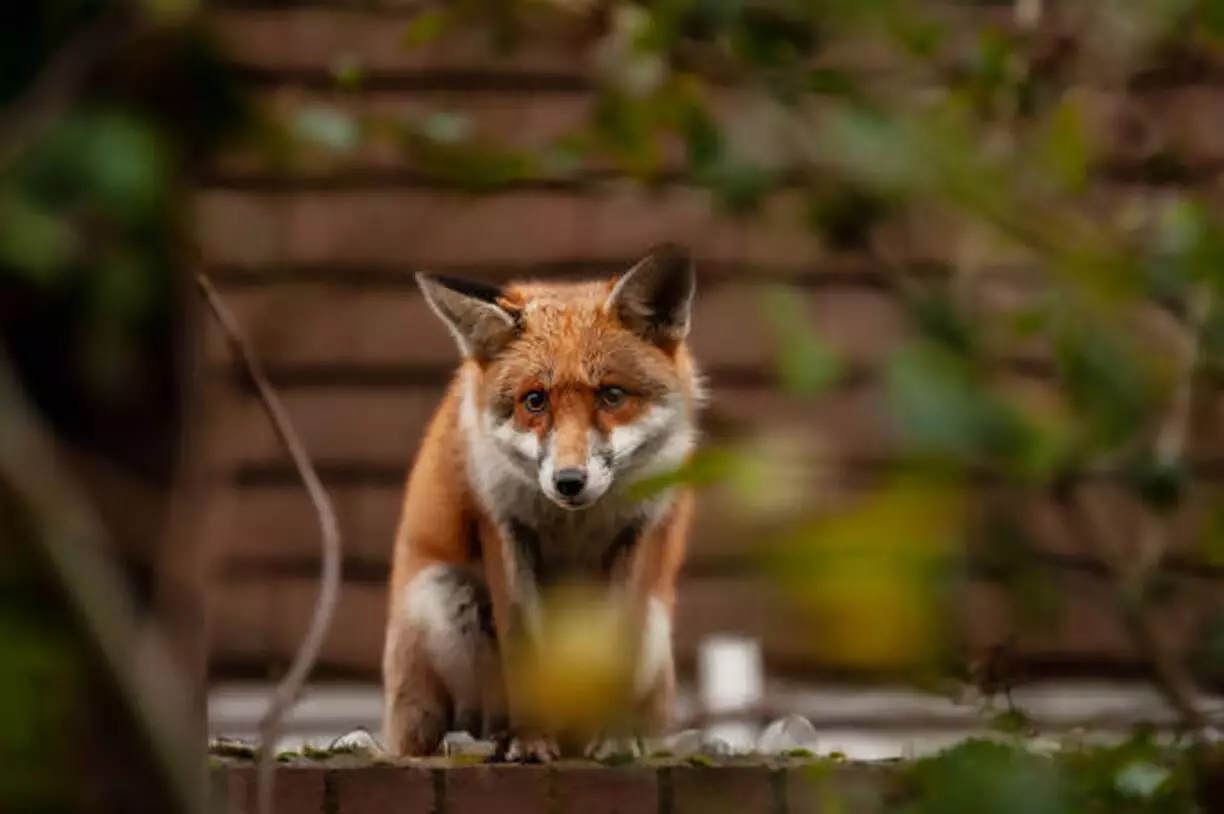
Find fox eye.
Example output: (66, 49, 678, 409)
(596, 386, 628, 409)
(521, 390, 549, 414)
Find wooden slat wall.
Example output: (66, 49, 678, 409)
(199, 2, 1224, 686)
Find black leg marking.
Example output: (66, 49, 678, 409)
(508, 519, 554, 589)
(600, 520, 643, 581)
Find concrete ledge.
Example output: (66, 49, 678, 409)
(211, 757, 896, 814)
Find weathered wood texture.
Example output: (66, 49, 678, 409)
(199, 3, 1224, 686)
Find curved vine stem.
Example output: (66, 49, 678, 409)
(196, 274, 342, 814)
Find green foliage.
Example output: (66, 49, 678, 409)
(0, 2, 248, 810)
(759, 285, 843, 396)
(402, 9, 451, 48)
(901, 740, 1070, 814)
(898, 733, 1203, 814)
(10, 0, 1224, 807)
(371, 11, 1224, 786)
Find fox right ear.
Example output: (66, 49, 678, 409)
(416, 273, 519, 361)
(605, 242, 696, 347)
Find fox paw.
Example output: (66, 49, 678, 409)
(585, 735, 646, 762)
(488, 732, 560, 764)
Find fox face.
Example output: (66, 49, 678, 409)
(418, 244, 702, 511)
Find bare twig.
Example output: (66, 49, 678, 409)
(196, 274, 342, 814)
(1049, 289, 1215, 741)
(0, 351, 216, 814)
(1056, 488, 1211, 739)
(1132, 290, 1214, 577)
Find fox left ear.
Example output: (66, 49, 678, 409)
(605, 243, 696, 346)
(416, 272, 520, 361)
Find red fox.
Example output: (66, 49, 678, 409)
(382, 244, 704, 762)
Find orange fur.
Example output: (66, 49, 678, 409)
(382, 245, 701, 760)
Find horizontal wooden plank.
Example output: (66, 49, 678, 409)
(198, 357, 1224, 476)
(200, 464, 865, 576)
(208, 5, 1022, 86)
(208, 3, 1224, 98)
(209, 8, 589, 81)
(201, 456, 1224, 586)
(199, 282, 913, 372)
(206, 85, 1224, 187)
(207, 570, 1224, 684)
(191, 179, 1186, 279)
(189, 186, 1038, 271)
(210, 88, 593, 181)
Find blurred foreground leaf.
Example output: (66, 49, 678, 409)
(759, 285, 843, 396)
(402, 9, 451, 48)
(903, 740, 1069, 814)
(768, 477, 966, 671)
(505, 585, 635, 738)
(624, 444, 745, 499)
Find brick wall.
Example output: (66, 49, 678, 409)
(197, 2, 1224, 687)
(213, 759, 892, 814)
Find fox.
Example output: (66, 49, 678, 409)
(381, 243, 704, 762)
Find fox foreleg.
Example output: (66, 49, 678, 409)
(382, 563, 502, 757)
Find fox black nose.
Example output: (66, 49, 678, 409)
(553, 468, 587, 498)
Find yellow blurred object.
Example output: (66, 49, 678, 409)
(773, 478, 964, 671)
(505, 585, 636, 737)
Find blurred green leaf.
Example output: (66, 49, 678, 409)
(1052, 320, 1160, 451)
(292, 106, 361, 153)
(676, 95, 722, 178)
(1039, 100, 1090, 193)
(590, 89, 663, 176)
(883, 343, 997, 461)
(805, 68, 860, 98)
(903, 740, 1069, 814)
(891, 14, 946, 60)
(1009, 307, 1047, 338)
(420, 111, 473, 144)
(138, 0, 196, 26)
(990, 707, 1036, 735)
(905, 285, 980, 359)
(624, 445, 744, 499)
(759, 285, 843, 396)
(402, 9, 451, 48)
(80, 116, 169, 219)
(704, 160, 777, 215)
(767, 477, 965, 671)
(818, 108, 933, 194)
(17, 112, 170, 224)
(0, 194, 75, 280)
(727, 4, 823, 70)
(1151, 197, 1224, 296)
(405, 138, 536, 192)
(539, 138, 587, 178)
(978, 507, 1063, 630)
(330, 54, 363, 90)
(1114, 761, 1172, 799)
(1200, 0, 1224, 43)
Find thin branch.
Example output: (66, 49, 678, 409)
(196, 274, 342, 814)
(1132, 290, 1214, 576)
(0, 350, 216, 814)
(1055, 487, 1210, 739)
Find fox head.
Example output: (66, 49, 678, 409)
(417, 244, 703, 510)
